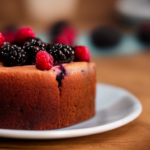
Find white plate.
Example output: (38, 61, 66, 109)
(0, 83, 142, 139)
(116, 0, 150, 22)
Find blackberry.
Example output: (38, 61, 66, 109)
(3, 41, 10, 45)
(46, 43, 75, 65)
(26, 37, 41, 45)
(91, 26, 122, 48)
(32, 46, 46, 62)
(50, 21, 68, 37)
(137, 23, 150, 44)
(0, 44, 27, 66)
(22, 37, 46, 64)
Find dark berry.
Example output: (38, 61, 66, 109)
(91, 26, 122, 48)
(50, 21, 68, 37)
(56, 65, 66, 87)
(31, 46, 46, 61)
(46, 43, 75, 65)
(26, 37, 41, 45)
(74, 46, 91, 62)
(0, 44, 27, 66)
(36, 51, 53, 70)
(3, 41, 10, 46)
(22, 37, 46, 64)
(137, 23, 150, 44)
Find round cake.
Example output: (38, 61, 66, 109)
(0, 27, 96, 130)
(0, 62, 96, 130)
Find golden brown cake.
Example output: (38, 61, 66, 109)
(0, 62, 96, 130)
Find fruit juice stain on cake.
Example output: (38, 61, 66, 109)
(56, 65, 66, 88)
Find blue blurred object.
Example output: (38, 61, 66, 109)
(76, 33, 146, 56)
(36, 31, 146, 57)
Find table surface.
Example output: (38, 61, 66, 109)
(0, 52, 150, 150)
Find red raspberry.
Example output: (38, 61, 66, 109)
(61, 26, 76, 45)
(54, 35, 70, 45)
(0, 32, 4, 46)
(3, 32, 15, 43)
(74, 46, 91, 62)
(36, 51, 53, 70)
(15, 27, 35, 44)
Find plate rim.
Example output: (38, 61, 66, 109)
(0, 83, 142, 139)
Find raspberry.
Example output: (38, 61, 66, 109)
(61, 26, 76, 45)
(15, 27, 35, 44)
(74, 46, 90, 62)
(3, 32, 15, 44)
(54, 35, 70, 45)
(36, 51, 53, 70)
(0, 32, 4, 46)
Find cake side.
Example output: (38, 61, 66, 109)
(0, 66, 60, 130)
(0, 62, 96, 130)
(59, 62, 96, 128)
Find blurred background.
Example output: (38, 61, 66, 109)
(0, 0, 118, 31)
(1, 0, 150, 57)
(0, 1, 150, 148)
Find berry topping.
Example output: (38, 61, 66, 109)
(36, 51, 53, 70)
(91, 26, 122, 48)
(15, 27, 35, 44)
(137, 23, 150, 44)
(46, 43, 75, 65)
(74, 46, 90, 62)
(0, 43, 27, 66)
(0, 32, 4, 46)
(23, 37, 46, 64)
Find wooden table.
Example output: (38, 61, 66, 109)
(0, 52, 150, 150)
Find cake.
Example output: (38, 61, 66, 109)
(0, 27, 96, 130)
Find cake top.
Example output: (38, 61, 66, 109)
(0, 27, 91, 71)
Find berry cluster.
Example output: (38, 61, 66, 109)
(46, 43, 75, 64)
(23, 37, 47, 64)
(0, 27, 91, 70)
